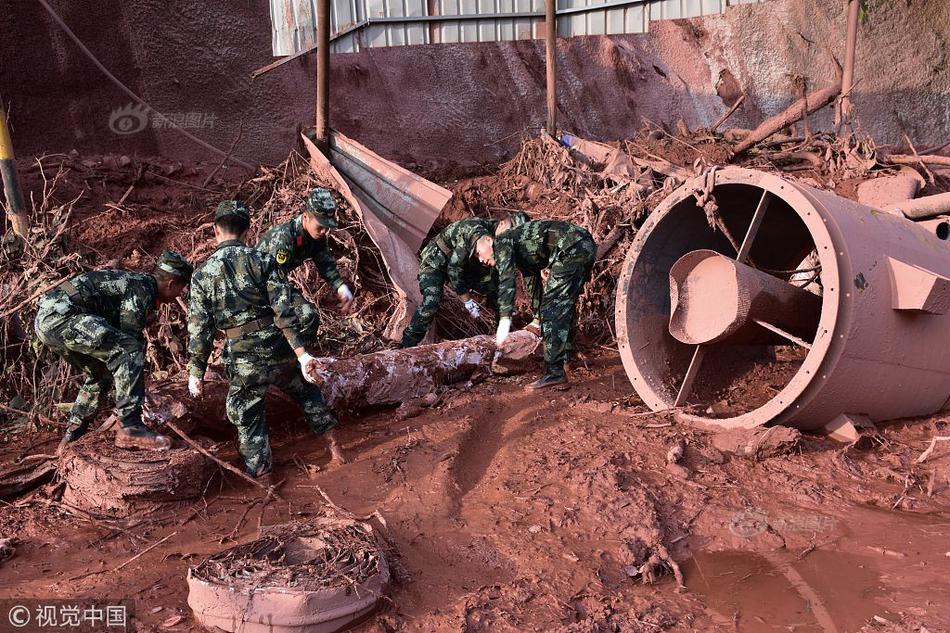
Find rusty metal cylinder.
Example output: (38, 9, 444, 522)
(616, 167, 950, 430)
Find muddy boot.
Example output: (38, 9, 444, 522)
(57, 419, 90, 454)
(527, 368, 569, 391)
(114, 423, 172, 451)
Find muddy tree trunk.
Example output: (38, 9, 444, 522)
(311, 331, 540, 410)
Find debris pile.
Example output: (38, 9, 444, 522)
(188, 517, 389, 633)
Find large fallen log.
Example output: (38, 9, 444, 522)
(139, 332, 543, 426)
(311, 331, 541, 410)
(731, 79, 842, 156)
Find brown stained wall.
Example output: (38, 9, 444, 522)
(2, 0, 948, 174)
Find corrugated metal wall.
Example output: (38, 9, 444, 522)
(271, 0, 765, 54)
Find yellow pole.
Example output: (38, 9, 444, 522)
(0, 107, 29, 241)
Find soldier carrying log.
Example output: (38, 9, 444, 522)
(400, 217, 499, 348)
(187, 201, 344, 483)
(255, 188, 354, 343)
(34, 251, 193, 451)
(492, 212, 596, 390)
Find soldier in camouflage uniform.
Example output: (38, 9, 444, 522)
(400, 217, 498, 348)
(493, 212, 596, 389)
(188, 201, 344, 480)
(34, 251, 193, 451)
(255, 188, 353, 344)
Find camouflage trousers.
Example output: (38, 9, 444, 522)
(34, 303, 145, 429)
(289, 286, 319, 344)
(401, 265, 497, 348)
(539, 235, 596, 376)
(225, 351, 337, 476)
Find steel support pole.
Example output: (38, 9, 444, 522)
(836, 0, 859, 134)
(545, 0, 557, 137)
(0, 107, 28, 241)
(315, 0, 331, 152)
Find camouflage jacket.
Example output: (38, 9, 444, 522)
(420, 218, 497, 296)
(256, 215, 344, 289)
(39, 270, 157, 341)
(187, 240, 306, 377)
(494, 220, 589, 317)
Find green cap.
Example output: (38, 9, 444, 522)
(303, 188, 338, 228)
(215, 200, 250, 222)
(156, 250, 193, 280)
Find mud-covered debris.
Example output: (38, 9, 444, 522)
(710, 426, 802, 460)
(666, 441, 685, 464)
(59, 431, 218, 519)
(191, 518, 384, 591)
(0, 537, 17, 564)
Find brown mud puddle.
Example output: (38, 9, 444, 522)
(686, 503, 950, 632)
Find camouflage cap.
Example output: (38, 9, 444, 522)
(214, 200, 250, 222)
(303, 188, 339, 228)
(156, 250, 193, 280)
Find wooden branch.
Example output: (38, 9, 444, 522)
(916, 436, 950, 465)
(887, 154, 950, 168)
(731, 80, 842, 156)
(166, 422, 281, 501)
(711, 94, 746, 133)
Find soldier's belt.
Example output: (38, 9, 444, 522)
(434, 235, 452, 256)
(223, 316, 275, 339)
(59, 280, 81, 299)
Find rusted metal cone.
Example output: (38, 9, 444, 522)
(669, 249, 821, 346)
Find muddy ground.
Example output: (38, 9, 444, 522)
(2, 351, 949, 632)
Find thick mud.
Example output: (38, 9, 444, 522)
(2, 352, 948, 632)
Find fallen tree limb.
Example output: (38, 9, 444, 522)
(711, 94, 746, 132)
(887, 154, 950, 168)
(166, 422, 281, 501)
(731, 79, 842, 156)
(885, 192, 950, 220)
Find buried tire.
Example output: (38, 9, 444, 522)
(187, 517, 390, 633)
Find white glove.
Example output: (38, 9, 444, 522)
(298, 352, 320, 384)
(337, 284, 354, 305)
(525, 319, 541, 335)
(495, 317, 512, 346)
(188, 375, 204, 399)
(464, 298, 481, 319)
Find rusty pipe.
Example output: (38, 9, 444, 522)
(544, 0, 557, 136)
(314, 0, 331, 151)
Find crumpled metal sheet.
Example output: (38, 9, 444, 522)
(301, 132, 452, 340)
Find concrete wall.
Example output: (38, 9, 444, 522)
(2, 0, 947, 175)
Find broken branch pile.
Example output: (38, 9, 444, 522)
(190, 517, 384, 591)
